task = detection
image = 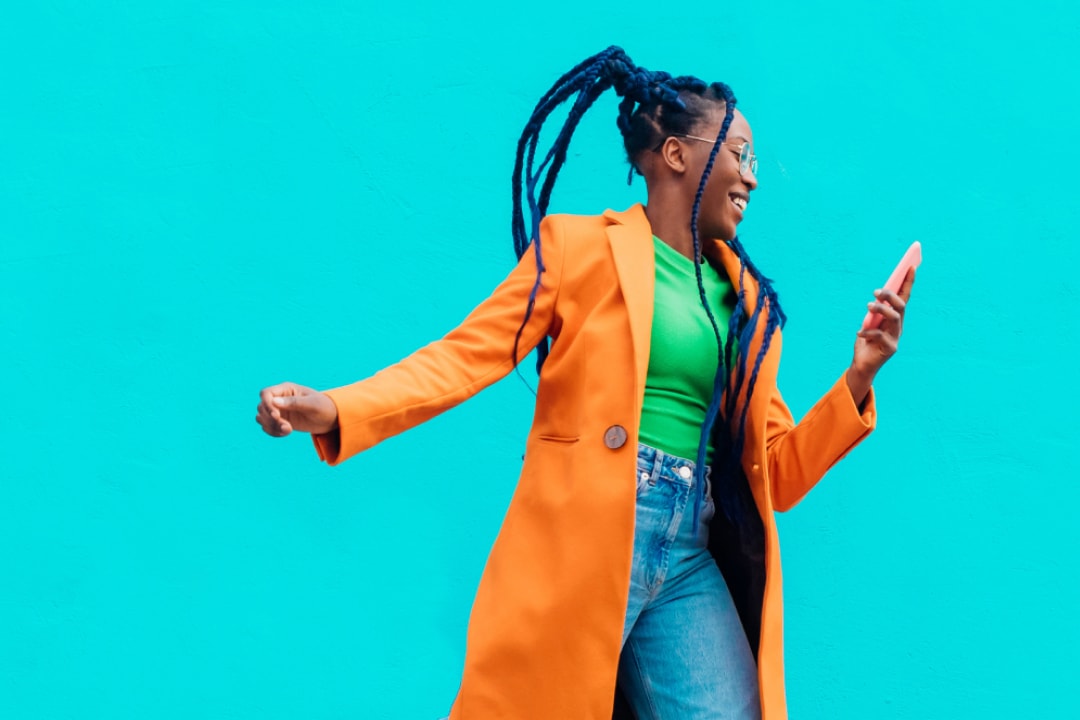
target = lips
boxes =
[729,192,748,213]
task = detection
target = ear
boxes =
[658,136,690,174]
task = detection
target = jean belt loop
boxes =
[651,446,665,485]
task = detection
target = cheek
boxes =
[702,162,738,199]
[704,183,733,218]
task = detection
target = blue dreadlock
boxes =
[510,46,786,525]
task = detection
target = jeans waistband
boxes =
[636,443,711,491]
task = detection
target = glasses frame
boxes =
[652,134,758,176]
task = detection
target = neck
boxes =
[639,180,708,262]
[643,193,697,261]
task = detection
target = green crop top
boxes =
[637,236,735,463]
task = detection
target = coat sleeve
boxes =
[764,374,876,512]
[312,216,566,465]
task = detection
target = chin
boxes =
[700,216,737,243]
[710,225,737,243]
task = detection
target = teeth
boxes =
[731,196,747,211]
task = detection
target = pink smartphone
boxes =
[861,241,922,331]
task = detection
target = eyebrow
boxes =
[728,134,752,144]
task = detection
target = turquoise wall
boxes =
[3,2,1077,718]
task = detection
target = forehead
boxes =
[703,106,753,145]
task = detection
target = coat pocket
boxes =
[535,434,580,444]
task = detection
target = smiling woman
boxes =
[255,46,914,720]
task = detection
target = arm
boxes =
[312,216,566,465]
[765,376,876,512]
[766,266,916,511]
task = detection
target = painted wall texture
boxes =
[2,1,1078,718]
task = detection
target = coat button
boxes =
[604,425,628,449]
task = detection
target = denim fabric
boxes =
[438,444,760,720]
[618,444,761,720]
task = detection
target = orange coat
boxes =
[314,204,876,719]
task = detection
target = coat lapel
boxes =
[602,207,767,401]
[604,206,655,398]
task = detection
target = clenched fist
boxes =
[256,382,339,437]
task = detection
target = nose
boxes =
[742,168,758,191]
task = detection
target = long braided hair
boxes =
[511,46,786,523]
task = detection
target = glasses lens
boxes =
[739,144,753,175]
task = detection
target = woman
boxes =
[255,47,914,720]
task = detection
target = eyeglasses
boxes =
[653,134,758,176]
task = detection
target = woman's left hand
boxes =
[846,267,915,406]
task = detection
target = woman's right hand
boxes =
[256,382,339,437]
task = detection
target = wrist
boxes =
[845,365,876,409]
[320,392,340,434]
[847,363,876,385]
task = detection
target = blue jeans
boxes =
[439,445,760,720]
[618,444,761,720]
